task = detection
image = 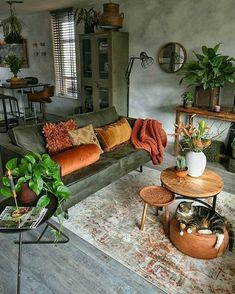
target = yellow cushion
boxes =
[52,144,100,176]
[68,124,103,153]
[95,118,132,152]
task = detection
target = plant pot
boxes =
[84,24,95,34]
[100,3,124,29]
[184,101,193,108]
[18,183,38,204]
[174,167,188,178]
[185,151,206,177]
[10,77,27,85]
[210,87,220,111]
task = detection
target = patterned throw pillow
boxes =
[42,119,78,154]
[95,117,132,152]
[68,124,103,153]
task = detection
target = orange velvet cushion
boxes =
[51,144,100,176]
[95,118,132,152]
[42,119,78,155]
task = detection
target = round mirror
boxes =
[158,42,187,73]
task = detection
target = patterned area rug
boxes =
[63,167,235,294]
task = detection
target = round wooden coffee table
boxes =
[160,167,224,210]
[139,186,175,234]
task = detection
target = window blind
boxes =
[51,8,78,98]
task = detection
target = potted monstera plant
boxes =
[179,43,235,111]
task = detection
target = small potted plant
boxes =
[0,152,70,208]
[174,155,188,178]
[181,91,193,108]
[231,138,235,159]
[74,7,101,33]
[5,54,25,84]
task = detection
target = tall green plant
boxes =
[179,43,235,89]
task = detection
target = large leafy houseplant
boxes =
[0,152,70,209]
[74,7,100,33]
[179,43,235,110]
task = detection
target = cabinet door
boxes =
[83,85,93,112]
[82,39,92,78]
[97,37,109,80]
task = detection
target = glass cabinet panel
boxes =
[84,86,93,112]
[82,39,92,78]
[98,38,109,80]
[99,87,109,109]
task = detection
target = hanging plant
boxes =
[0,1,24,44]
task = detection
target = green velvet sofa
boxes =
[0,107,150,211]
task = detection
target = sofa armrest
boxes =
[0,144,28,172]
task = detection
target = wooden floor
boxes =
[0,137,234,293]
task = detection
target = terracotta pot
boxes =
[174,167,188,178]
[170,218,229,259]
[100,3,124,29]
[18,183,38,204]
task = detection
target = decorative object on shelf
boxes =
[100,2,124,31]
[179,43,235,111]
[4,54,25,84]
[74,7,101,33]
[181,91,193,108]
[175,119,212,177]
[174,155,188,179]
[158,42,187,73]
[231,138,235,159]
[0,0,24,44]
[125,51,154,116]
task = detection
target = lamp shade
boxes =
[140,52,154,68]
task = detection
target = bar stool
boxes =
[139,186,175,235]
[0,94,21,132]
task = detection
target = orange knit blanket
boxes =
[131,119,167,165]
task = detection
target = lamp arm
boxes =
[125,57,140,81]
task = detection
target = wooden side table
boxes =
[139,186,175,234]
[160,167,224,210]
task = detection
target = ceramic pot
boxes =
[210,87,220,111]
[174,167,188,178]
[18,183,38,204]
[184,101,193,108]
[100,3,124,29]
[185,151,206,177]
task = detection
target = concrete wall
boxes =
[1,0,234,140]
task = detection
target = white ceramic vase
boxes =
[185,151,206,177]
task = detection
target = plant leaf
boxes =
[36,195,50,208]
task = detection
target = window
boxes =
[51,8,78,98]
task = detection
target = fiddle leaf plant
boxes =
[179,43,235,89]
[0,152,70,209]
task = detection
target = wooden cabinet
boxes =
[79,32,129,115]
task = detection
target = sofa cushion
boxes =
[8,124,46,153]
[52,144,100,176]
[95,117,132,152]
[68,124,103,153]
[43,119,78,154]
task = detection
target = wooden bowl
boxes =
[169,217,229,259]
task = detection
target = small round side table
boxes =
[139,186,175,235]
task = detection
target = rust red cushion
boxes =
[42,119,78,154]
[51,144,100,176]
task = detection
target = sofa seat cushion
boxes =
[95,118,132,152]
[102,143,150,171]
[52,144,100,176]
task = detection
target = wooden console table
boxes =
[174,106,235,155]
